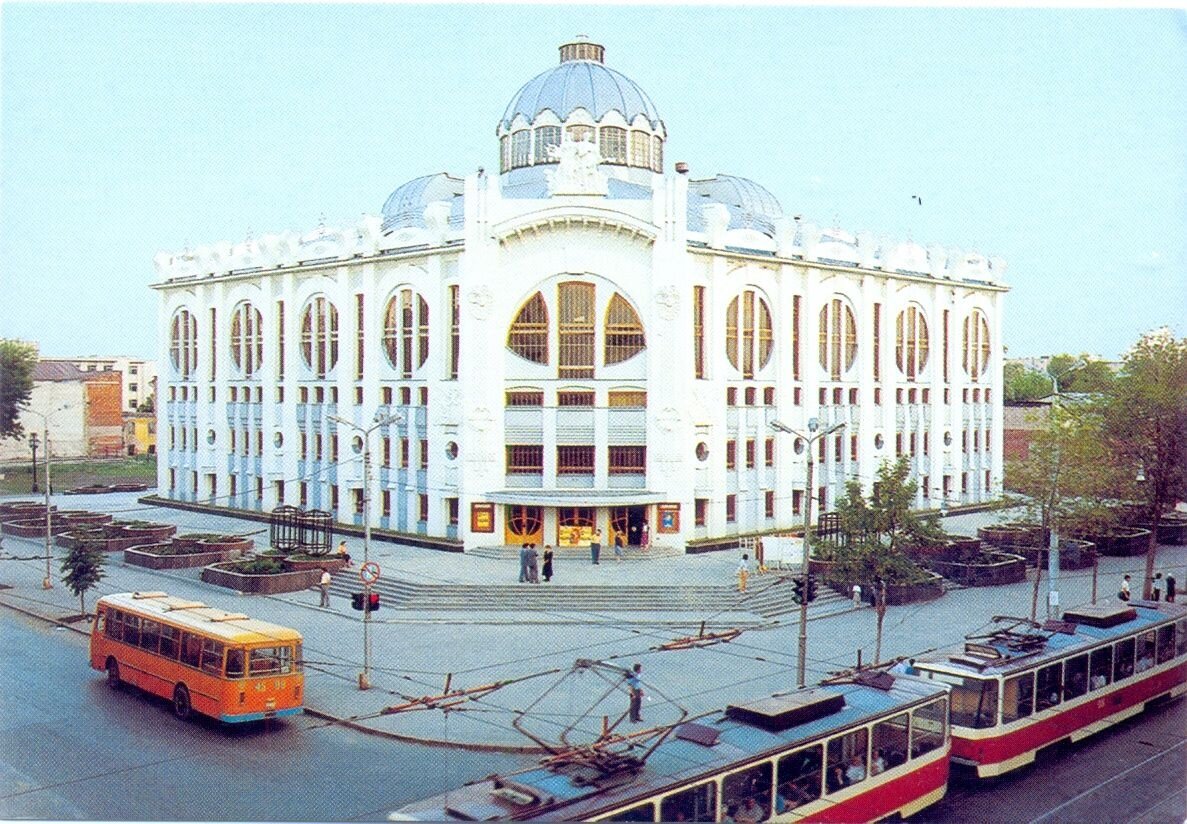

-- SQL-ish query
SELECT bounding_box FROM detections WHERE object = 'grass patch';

[0,456,156,495]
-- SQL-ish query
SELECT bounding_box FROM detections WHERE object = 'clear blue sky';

[2,5,1184,361]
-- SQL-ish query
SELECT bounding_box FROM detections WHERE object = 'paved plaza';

[2,490,1184,751]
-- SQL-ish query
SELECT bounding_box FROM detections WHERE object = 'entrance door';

[505,505,543,546]
[611,506,648,546]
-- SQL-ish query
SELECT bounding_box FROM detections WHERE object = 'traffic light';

[792,577,805,605]
[807,575,818,603]
[351,592,381,612]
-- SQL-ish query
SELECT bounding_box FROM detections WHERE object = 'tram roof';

[394,675,948,821]
[914,600,1187,679]
[97,592,303,645]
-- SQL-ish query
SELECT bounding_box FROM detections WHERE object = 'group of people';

[1119,571,1177,602]
[518,543,554,583]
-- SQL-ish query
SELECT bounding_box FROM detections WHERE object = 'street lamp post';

[1045,359,1086,619]
[771,416,847,688]
[29,433,40,493]
[22,408,71,590]
[329,411,402,691]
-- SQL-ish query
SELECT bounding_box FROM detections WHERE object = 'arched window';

[229,302,263,377]
[818,297,858,380]
[170,308,198,378]
[963,309,992,381]
[604,294,646,365]
[559,282,596,379]
[599,126,627,164]
[652,136,663,173]
[511,130,531,169]
[895,304,930,380]
[629,131,651,168]
[725,290,774,378]
[534,126,561,163]
[300,296,339,378]
[566,124,594,143]
[499,135,511,173]
[507,292,549,364]
[383,289,429,376]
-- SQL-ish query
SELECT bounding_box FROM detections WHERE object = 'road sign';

[360,561,381,586]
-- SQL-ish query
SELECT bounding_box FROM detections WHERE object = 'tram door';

[505,505,543,547]
[611,506,648,546]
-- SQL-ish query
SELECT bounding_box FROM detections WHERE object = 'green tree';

[1005,362,1053,401]
[1047,353,1116,394]
[0,339,37,440]
[61,542,106,618]
[835,457,944,557]
[1099,329,1187,598]
[137,394,155,413]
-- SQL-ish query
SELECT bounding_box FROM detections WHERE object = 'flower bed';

[3,515,77,537]
[924,550,1028,587]
[282,555,347,573]
[56,511,113,528]
[0,501,55,519]
[200,561,321,594]
[978,522,1049,548]
[1005,538,1096,570]
[808,557,945,605]
[124,534,253,570]
[56,520,177,552]
[1072,527,1150,557]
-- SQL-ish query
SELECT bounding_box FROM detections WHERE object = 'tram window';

[871,713,909,773]
[602,802,654,822]
[1035,664,1062,711]
[659,781,716,823]
[1156,626,1175,664]
[826,728,868,793]
[1177,620,1187,657]
[1135,631,1156,672]
[1002,672,1034,722]
[948,677,999,728]
[722,762,772,820]
[1063,655,1088,699]
[1089,648,1112,690]
[1113,638,1135,681]
[910,697,947,757]
[776,744,822,811]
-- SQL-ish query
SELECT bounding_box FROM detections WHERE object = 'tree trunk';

[1143,510,1160,600]
[79,592,86,619]
[1030,561,1042,620]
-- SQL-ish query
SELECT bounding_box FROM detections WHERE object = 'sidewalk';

[3,490,1184,751]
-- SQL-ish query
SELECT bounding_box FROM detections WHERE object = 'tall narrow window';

[355,293,365,380]
[508,292,549,364]
[872,302,881,382]
[962,309,991,381]
[896,304,930,380]
[229,302,263,377]
[693,285,705,379]
[276,300,285,380]
[818,297,858,380]
[534,125,561,163]
[558,282,595,379]
[209,308,217,381]
[742,291,755,377]
[792,295,801,381]
[599,126,627,164]
[449,284,460,379]
[300,296,339,378]
[942,309,950,383]
[604,294,646,365]
[629,130,651,168]
[417,294,429,369]
[652,135,663,173]
[511,130,531,168]
[170,308,198,378]
[500,135,511,173]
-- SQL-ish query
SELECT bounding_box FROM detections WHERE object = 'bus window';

[1177,620,1187,657]
[94,609,106,634]
[871,713,909,773]
[201,639,225,675]
[122,614,142,647]
[1114,638,1135,680]
[180,632,203,668]
[249,646,293,676]
[139,619,162,654]
[226,648,245,678]
[826,728,868,793]
[910,697,947,758]
[602,802,654,822]
[159,625,179,660]
[1156,626,1175,664]
[722,761,772,820]
[1135,631,1156,672]
[1002,672,1034,722]
[1089,647,1112,690]
[948,676,999,728]
[1063,655,1088,699]
[1036,663,1062,711]
[659,782,716,823]
[776,744,822,811]
[106,610,123,642]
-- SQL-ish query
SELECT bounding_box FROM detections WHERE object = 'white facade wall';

[0,381,88,462]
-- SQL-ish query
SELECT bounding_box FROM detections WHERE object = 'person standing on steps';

[590,529,602,565]
[518,543,529,582]
[542,545,554,582]
[613,532,625,561]
[318,567,332,608]
[525,544,540,584]
[737,554,750,593]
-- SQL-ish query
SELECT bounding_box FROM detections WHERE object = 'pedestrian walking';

[1152,573,1163,601]
[542,546,554,582]
[318,567,332,608]
[852,583,863,607]
[625,663,644,723]
[613,532,625,561]
[1166,572,1177,603]
[737,554,750,593]
[590,529,602,565]
[525,544,540,584]
[518,543,529,582]
[640,522,650,550]
[1119,574,1131,602]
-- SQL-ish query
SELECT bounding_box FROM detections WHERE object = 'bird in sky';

[911,195,923,205]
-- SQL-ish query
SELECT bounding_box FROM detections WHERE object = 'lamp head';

[769,420,794,434]
[807,417,819,433]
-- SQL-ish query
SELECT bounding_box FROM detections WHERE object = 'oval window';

[206,430,216,445]
[874,434,884,450]
[273,432,283,448]
[445,441,459,460]
[696,442,709,462]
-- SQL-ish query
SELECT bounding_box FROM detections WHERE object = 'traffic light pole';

[360,444,373,691]
[798,451,815,689]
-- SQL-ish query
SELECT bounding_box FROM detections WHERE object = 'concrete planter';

[57,521,177,552]
[169,535,255,555]
[1074,527,1151,557]
[4,516,75,537]
[282,556,347,573]
[1153,517,1187,546]
[0,502,55,518]
[1006,538,1097,570]
[809,558,945,605]
[924,551,1028,587]
[201,562,321,594]
[125,542,244,570]
[57,511,113,528]
[978,523,1047,548]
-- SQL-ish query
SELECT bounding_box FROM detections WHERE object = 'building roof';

[32,362,89,382]
[380,172,465,232]
[687,174,785,236]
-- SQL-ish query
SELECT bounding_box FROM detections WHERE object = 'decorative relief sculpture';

[467,285,493,320]
[546,137,608,196]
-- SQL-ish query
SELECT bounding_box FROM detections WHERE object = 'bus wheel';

[173,684,192,720]
[106,658,121,689]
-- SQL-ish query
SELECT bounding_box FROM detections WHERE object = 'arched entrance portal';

[611,506,648,546]
[505,505,543,546]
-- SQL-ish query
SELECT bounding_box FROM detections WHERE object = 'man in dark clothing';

[626,663,644,722]
[1166,573,1177,603]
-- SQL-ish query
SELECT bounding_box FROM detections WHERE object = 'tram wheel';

[173,684,192,720]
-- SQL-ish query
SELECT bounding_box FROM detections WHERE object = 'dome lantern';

[559,38,605,64]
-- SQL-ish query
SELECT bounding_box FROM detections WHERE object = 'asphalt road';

[0,610,530,821]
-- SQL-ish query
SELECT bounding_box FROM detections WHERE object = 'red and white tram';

[391,672,951,822]
[905,599,1187,778]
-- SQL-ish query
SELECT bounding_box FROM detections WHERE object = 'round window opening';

[874,434,884,450]
[273,432,283,448]
[445,441,459,460]
[943,431,953,447]
[794,438,806,455]
[351,435,365,455]
[695,442,709,462]
[206,430,216,445]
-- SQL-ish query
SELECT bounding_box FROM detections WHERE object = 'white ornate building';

[153,39,1006,551]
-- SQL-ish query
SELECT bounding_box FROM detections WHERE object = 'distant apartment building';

[40,356,156,411]
[0,362,125,462]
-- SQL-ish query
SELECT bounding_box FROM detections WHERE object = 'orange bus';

[91,591,304,723]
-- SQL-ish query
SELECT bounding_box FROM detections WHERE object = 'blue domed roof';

[500,45,662,130]
[380,173,465,232]
[688,174,785,236]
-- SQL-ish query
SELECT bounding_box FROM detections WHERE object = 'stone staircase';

[328,572,845,619]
